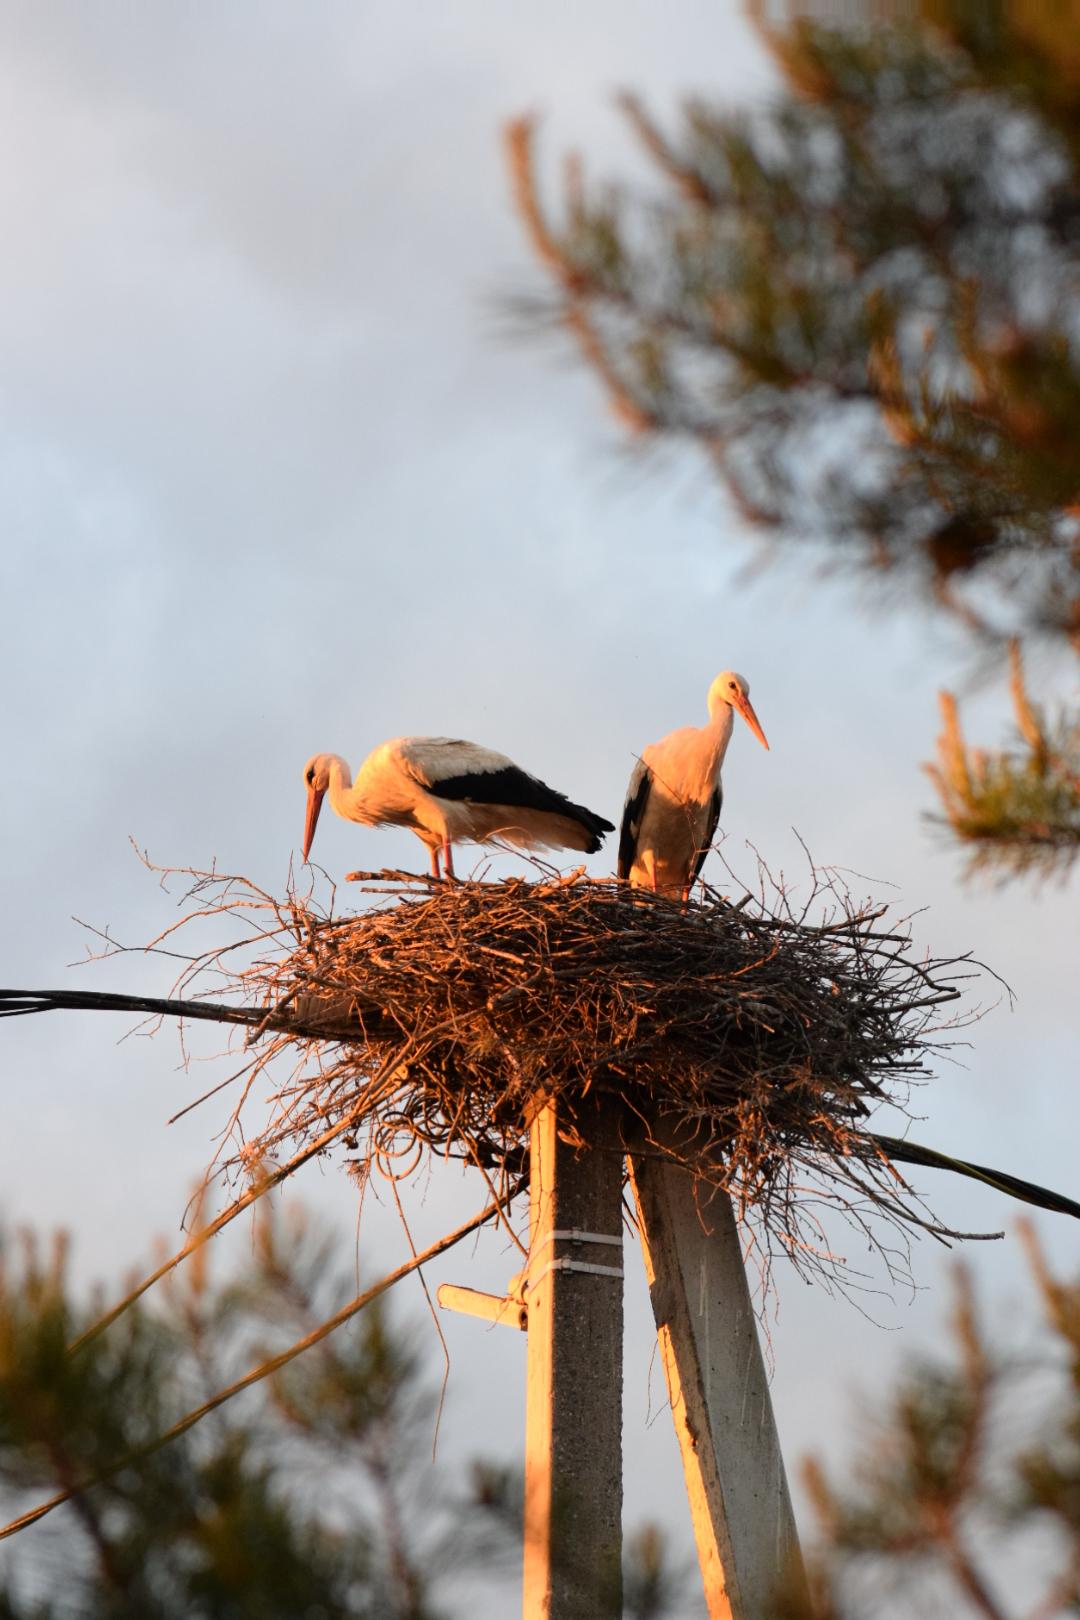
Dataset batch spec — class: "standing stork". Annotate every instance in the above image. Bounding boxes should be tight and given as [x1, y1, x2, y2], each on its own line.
[618, 671, 769, 900]
[302, 736, 614, 878]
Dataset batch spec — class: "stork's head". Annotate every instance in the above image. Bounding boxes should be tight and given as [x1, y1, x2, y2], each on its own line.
[301, 753, 334, 861]
[707, 671, 769, 749]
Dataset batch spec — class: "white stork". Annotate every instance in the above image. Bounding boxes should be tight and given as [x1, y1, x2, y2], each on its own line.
[618, 670, 769, 900]
[302, 737, 614, 878]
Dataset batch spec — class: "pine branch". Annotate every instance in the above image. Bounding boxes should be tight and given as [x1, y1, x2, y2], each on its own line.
[506, 16, 1080, 642]
[924, 642, 1080, 881]
[0, 1184, 521, 1544]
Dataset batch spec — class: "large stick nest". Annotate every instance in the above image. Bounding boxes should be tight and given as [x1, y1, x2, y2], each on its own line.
[127, 857, 985, 1290]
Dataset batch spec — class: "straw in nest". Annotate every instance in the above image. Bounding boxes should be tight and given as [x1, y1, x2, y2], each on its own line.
[84, 857, 993, 1292]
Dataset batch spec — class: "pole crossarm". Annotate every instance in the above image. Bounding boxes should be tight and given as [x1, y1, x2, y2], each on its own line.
[437, 1282, 528, 1330]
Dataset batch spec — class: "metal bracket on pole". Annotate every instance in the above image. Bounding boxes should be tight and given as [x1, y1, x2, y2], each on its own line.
[528, 1226, 624, 1293]
[439, 1228, 625, 1333]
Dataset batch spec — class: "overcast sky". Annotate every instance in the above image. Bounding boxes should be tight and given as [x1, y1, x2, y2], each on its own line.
[1, 4, 1077, 1611]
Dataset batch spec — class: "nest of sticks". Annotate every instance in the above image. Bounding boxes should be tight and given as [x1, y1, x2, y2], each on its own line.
[111, 856, 985, 1290]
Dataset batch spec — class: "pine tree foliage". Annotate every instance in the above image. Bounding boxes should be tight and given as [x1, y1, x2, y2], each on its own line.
[926, 640, 1080, 879]
[508, 2, 1080, 879]
[0, 1205, 685, 1620]
[774, 1229, 1080, 1620]
[0, 1205, 476, 1620]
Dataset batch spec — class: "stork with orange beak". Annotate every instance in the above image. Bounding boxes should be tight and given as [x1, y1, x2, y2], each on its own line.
[618, 670, 769, 900]
[302, 736, 614, 879]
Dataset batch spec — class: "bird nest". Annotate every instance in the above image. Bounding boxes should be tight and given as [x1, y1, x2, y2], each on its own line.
[109, 855, 987, 1291]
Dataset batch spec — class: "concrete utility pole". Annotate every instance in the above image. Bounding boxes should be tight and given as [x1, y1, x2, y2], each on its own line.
[522, 1099, 625, 1620]
[440, 1107, 804, 1618]
[628, 1143, 804, 1620]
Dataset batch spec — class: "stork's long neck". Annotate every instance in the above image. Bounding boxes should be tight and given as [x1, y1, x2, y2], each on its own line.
[325, 755, 365, 823]
[704, 699, 736, 776]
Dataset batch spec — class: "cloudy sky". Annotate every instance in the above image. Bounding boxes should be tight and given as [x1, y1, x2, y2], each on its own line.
[1, 3, 1077, 1610]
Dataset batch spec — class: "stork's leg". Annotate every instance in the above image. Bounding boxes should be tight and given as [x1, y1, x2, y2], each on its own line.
[429, 845, 441, 881]
[443, 840, 455, 880]
[640, 851, 659, 895]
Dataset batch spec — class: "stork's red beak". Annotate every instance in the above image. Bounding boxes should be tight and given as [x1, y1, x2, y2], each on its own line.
[302, 786, 325, 862]
[734, 692, 769, 750]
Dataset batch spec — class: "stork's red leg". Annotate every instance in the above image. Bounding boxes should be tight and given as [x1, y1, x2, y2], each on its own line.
[443, 840, 455, 880]
[430, 845, 441, 880]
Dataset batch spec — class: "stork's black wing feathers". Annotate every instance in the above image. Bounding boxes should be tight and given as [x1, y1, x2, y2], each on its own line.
[689, 784, 723, 887]
[431, 766, 613, 851]
[618, 763, 652, 879]
[869, 1132, 1080, 1221]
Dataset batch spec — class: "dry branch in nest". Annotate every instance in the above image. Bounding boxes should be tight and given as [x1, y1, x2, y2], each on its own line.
[53, 853, 994, 1294]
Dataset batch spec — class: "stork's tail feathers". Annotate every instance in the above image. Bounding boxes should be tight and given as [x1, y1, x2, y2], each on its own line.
[526, 802, 615, 855]
[569, 804, 616, 853]
[867, 1132, 1080, 1221]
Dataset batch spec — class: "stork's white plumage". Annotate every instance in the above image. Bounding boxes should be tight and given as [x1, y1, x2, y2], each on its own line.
[618, 671, 768, 899]
[302, 736, 614, 878]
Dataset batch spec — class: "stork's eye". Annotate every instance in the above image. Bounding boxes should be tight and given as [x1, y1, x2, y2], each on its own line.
[306, 768, 315, 786]
[728, 680, 737, 691]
